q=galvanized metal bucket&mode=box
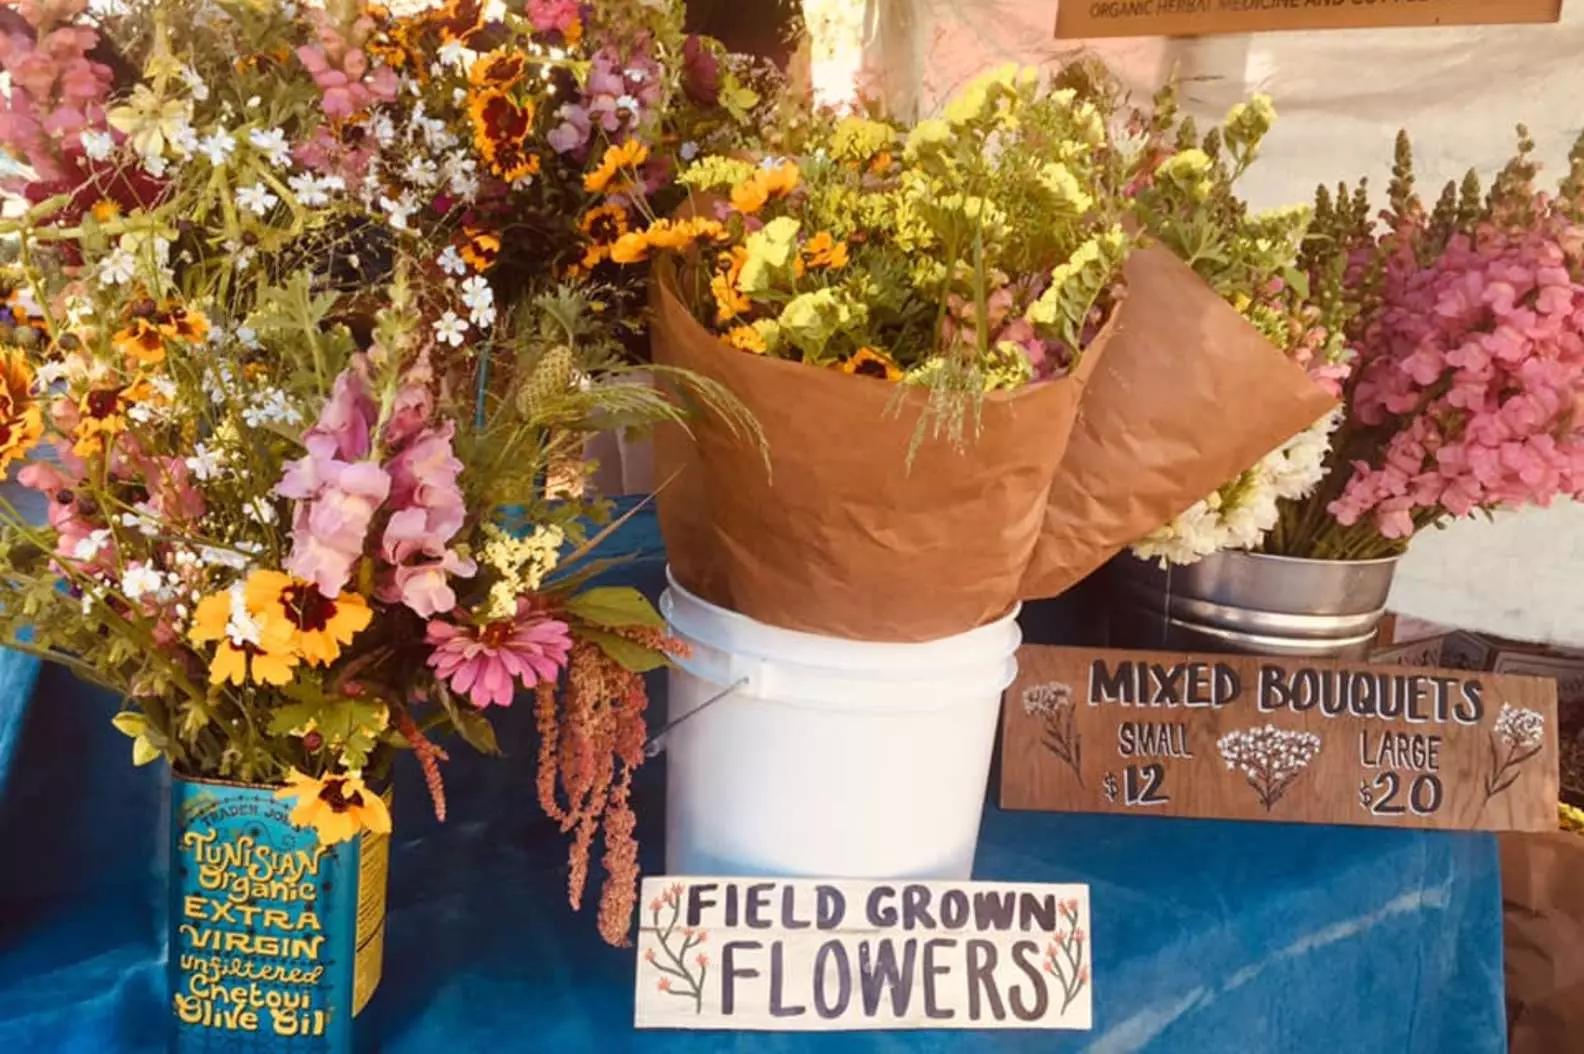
[1108,551,1401,659]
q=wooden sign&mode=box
[1001,646,1558,831]
[1055,0,1561,39]
[633,877,1093,1032]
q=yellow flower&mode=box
[584,140,650,194]
[724,325,767,354]
[738,216,801,295]
[113,318,166,366]
[801,231,849,270]
[828,116,896,163]
[189,585,301,687]
[729,161,801,215]
[904,118,951,160]
[1037,162,1094,214]
[467,89,539,183]
[275,770,392,846]
[840,346,903,382]
[609,230,651,265]
[1562,803,1584,834]
[678,156,756,192]
[0,349,41,473]
[244,570,372,667]
[91,199,121,223]
[711,247,751,323]
[106,85,190,159]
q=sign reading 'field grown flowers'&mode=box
[633,878,1093,1032]
[1001,646,1559,832]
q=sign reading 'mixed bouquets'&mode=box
[1055,0,1561,39]
[1001,646,1558,831]
[633,878,1093,1032]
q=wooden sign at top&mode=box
[1055,0,1562,39]
[1001,645,1559,832]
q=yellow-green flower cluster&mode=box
[480,523,565,620]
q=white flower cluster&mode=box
[1217,724,1322,781]
[1493,704,1546,751]
[1022,681,1074,717]
[1132,408,1342,566]
[201,360,304,430]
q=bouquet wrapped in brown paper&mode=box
[1502,814,1584,1053]
[607,66,1333,640]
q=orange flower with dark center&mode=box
[579,205,630,267]
[609,230,651,265]
[432,0,485,44]
[470,51,526,90]
[113,318,166,365]
[469,89,538,182]
[840,346,903,382]
[460,229,500,272]
[73,378,154,457]
[802,231,850,270]
[729,161,801,215]
[245,570,372,666]
[0,348,41,473]
[711,247,750,323]
[155,304,209,342]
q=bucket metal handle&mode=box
[644,676,749,758]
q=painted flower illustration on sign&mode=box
[1217,724,1322,812]
[1024,681,1083,787]
[1042,897,1092,1014]
[641,883,708,1013]
[1484,703,1546,804]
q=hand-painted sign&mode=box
[1055,0,1562,39]
[1001,646,1558,832]
[633,877,1093,1031]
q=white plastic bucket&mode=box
[660,568,1021,880]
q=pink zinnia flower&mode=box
[425,603,573,709]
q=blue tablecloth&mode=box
[0,506,1507,1053]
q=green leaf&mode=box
[451,707,501,756]
[268,699,322,737]
[111,712,148,739]
[132,736,162,766]
[580,628,670,674]
[566,586,665,630]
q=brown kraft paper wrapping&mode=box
[651,257,1106,642]
[1020,247,1339,597]
[1501,831,1584,1053]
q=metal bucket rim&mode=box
[1203,550,1404,570]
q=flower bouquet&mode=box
[608,64,1334,640]
[0,6,756,1043]
[1264,129,1584,562]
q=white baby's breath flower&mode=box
[248,127,292,168]
[288,172,332,207]
[73,529,112,562]
[97,247,137,286]
[185,442,228,481]
[169,120,198,157]
[80,129,115,161]
[244,496,279,526]
[179,64,210,102]
[403,156,439,188]
[437,245,466,276]
[121,565,164,602]
[381,193,415,230]
[616,94,640,114]
[433,310,468,346]
[141,153,169,178]
[236,182,278,216]
[197,128,236,166]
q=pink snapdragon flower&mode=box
[1330,219,1584,538]
[297,14,398,121]
[425,602,573,708]
[378,422,475,616]
[277,364,389,596]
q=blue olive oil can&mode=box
[169,777,388,1053]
